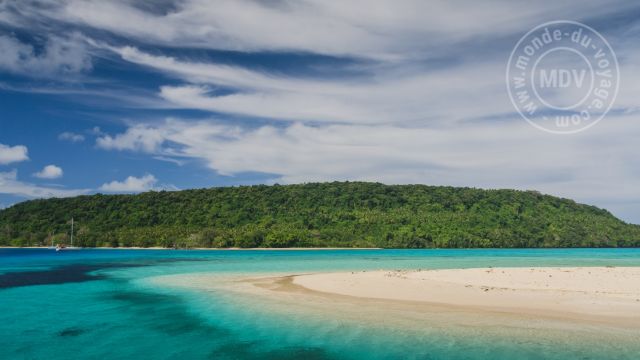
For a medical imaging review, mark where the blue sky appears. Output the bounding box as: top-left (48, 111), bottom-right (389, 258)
top-left (1, 0), bottom-right (639, 223)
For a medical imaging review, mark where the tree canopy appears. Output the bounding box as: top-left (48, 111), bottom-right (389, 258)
top-left (1, 182), bottom-right (639, 248)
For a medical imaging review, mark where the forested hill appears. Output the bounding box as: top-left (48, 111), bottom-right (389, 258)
top-left (1, 182), bottom-right (639, 248)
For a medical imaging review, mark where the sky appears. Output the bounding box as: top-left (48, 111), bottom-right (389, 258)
top-left (0, 0), bottom-right (639, 223)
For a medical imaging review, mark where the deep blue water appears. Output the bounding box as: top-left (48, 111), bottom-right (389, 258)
top-left (1, 248), bottom-right (639, 359)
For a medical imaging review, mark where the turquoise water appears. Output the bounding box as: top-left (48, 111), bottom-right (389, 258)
top-left (1, 248), bottom-right (639, 359)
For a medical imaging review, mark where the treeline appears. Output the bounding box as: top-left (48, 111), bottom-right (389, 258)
top-left (1, 182), bottom-right (639, 248)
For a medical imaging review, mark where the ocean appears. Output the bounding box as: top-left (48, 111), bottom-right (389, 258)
top-left (1, 248), bottom-right (639, 359)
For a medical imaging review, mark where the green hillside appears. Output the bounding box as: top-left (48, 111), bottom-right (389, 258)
top-left (1, 182), bottom-right (639, 248)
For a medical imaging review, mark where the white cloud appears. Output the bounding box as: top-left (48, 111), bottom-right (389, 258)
top-left (0, 170), bottom-right (88, 198)
top-left (99, 174), bottom-right (158, 193)
top-left (0, 143), bottom-right (29, 164)
top-left (4, 1), bottom-right (638, 128)
top-left (33, 165), bottom-right (64, 179)
top-left (0, 34), bottom-right (92, 76)
top-left (108, 45), bottom-right (511, 125)
top-left (9, 0), bottom-right (633, 60)
top-left (112, 42), bottom-right (635, 128)
top-left (58, 132), bottom-right (85, 143)
top-left (96, 124), bottom-right (168, 152)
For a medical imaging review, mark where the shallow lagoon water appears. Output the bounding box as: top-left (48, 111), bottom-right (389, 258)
top-left (1, 248), bottom-right (639, 359)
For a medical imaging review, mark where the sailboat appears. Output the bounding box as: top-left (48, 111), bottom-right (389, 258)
top-left (47, 232), bottom-right (56, 250)
top-left (56, 218), bottom-right (81, 251)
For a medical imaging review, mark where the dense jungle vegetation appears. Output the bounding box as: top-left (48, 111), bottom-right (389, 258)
top-left (1, 182), bottom-right (639, 248)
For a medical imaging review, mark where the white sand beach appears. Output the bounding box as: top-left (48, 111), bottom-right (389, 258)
top-left (148, 266), bottom-right (640, 331)
top-left (290, 267), bottom-right (640, 325)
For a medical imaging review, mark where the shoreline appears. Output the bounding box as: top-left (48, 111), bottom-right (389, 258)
top-left (149, 266), bottom-right (640, 331)
top-left (3, 246), bottom-right (639, 250)
top-left (148, 267), bottom-right (640, 357)
top-left (0, 246), bottom-right (383, 250)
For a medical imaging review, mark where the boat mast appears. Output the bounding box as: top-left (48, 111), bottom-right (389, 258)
top-left (71, 218), bottom-right (74, 247)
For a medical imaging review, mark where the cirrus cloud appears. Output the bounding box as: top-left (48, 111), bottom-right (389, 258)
top-left (4, 0), bottom-right (635, 60)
